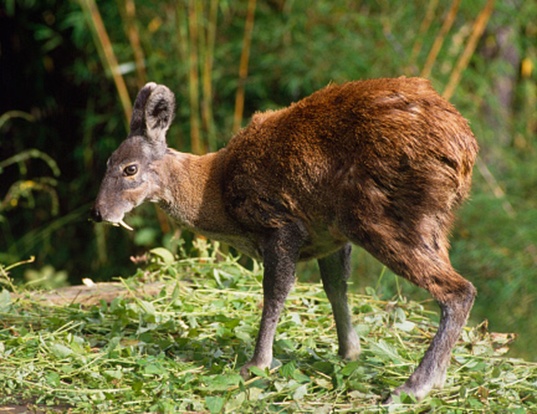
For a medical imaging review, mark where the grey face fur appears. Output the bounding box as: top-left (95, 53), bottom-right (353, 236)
top-left (91, 83), bottom-right (175, 229)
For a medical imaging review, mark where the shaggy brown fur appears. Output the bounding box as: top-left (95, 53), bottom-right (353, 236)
top-left (92, 77), bottom-right (478, 402)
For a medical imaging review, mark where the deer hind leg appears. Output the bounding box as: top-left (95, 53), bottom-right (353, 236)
top-left (318, 243), bottom-right (361, 361)
top-left (388, 264), bottom-right (476, 402)
top-left (346, 218), bottom-right (476, 401)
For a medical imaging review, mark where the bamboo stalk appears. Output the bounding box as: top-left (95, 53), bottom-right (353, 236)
top-left (174, 3), bottom-right (190, 153)
top-left (122, 0), bottom-right (147, 88)
top-left (233, 0), bottom-right (257, 133)
top-left (79, 0), bottom-right (132, 123)
top-left (202, 0), bottom-right (218, 151)
top-left (476, 156), bottom-right (515, 217)
top-left (176, 4), bottom-right (188, 64)
top-left (522, 63), bottom-right (536, 137)
top-left (442, 0), bottom-right (495, 101)
top-left (408, 0), bottom-right (439, 73)
top-left (436, 0), bottom-right (509, 216)
top-left (420, 0), bottom-right (461, 79)
top-left (188, 0), bottom-right (202, 154)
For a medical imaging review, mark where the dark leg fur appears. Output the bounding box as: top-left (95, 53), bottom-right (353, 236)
top-left (318, 244), bottom-right (361, 360)
top-left (240, 222), bottom-right (306, 377)
top-left (344, 217), bottom-right (475, 401)
top-left (386, 273), bottom-right (475, 402)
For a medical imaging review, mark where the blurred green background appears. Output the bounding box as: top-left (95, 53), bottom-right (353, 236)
top-left (1, 0), bottom-right (536, 361)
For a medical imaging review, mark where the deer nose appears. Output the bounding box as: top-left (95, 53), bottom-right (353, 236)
top-left (90, 206), bottom-right (103, 223)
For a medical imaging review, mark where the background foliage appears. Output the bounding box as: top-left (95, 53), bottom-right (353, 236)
top-left (1, 0), bottom-right (536, 362)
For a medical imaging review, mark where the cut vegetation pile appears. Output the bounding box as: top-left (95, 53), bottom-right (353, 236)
top-left (0, 251), bottom-right (535, 413)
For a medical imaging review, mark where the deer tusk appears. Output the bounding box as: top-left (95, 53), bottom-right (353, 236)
top-left (118, 219), bottom-right (134, 231)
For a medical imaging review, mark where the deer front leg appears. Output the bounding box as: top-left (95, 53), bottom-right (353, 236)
top-left (240, 222), bottom-right (306, 378)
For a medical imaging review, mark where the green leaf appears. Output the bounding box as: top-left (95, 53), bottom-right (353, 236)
top-left (275, 338), bottom-right (295, 350)
top-left (354, 324), bottom-right (371, 336)
top-left (280, 361), bottom-right (296, 378)
top-left (0, 289), bottom-right (11, 312)
top-left (104, 369), bottom-right (123, 380)
top-left (293, 383), bottom-right (308, 400)
top-left (468, 397), bottom-right (484, 408)
top-left (139, 299), bottom-right (156, 316)
top-left (205, 396), bottom-right (224, 414)
top-left (144, 363), bottom-right (165, 375)
top-left (50, 343), bottom-right (73, 359)
top-left (45, 372), bottom-right (61, 387)
top-left (289, 312), bottom-right (302, 325)
top-left (248, 366), bottom-right (269, 378)
top-left (341, 360), bottom-right (361, 377)
top-left (225, 391), bottom-right (246, 412)
top-left (394, 307), bottom-right (406, 323)
top-left (332, 372), bottom-right (343, 390)
top-left (132, 381), bottom-right (144, 393)
top-left (369, 340), bottom-right (401, 363)
top-left (150, 247), bottom-right (175, 265)
top-left (203, 374), bottom-right (242, 391)
top-left (395, 320), bottom-right (416, 332)
top-left (170, 281), bottom-right (181, 303)
top-left (312, 361), bottom-right (334, 375)
top-left (105, 336), bottom-right (121, 354)
top-left (292, 370), bottom-right (311, 383)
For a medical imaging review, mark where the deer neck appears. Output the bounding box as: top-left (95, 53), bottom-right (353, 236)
top-left (152, 148), bottom-right (236, 236)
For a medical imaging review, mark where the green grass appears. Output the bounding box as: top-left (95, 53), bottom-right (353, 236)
top-left (0, 252), bottom-right (535, 413)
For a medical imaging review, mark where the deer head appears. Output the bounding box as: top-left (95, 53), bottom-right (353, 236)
top-left (91, 83), bottom-right (175, 230)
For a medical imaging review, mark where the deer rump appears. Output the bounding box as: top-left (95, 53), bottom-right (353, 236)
top-left (92, 77), bottom-right (478, 403)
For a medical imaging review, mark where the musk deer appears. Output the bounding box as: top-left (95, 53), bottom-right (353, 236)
top-left (92, 77), bottom-right (478, 401)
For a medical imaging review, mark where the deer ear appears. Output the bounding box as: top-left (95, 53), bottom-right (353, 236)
top-left (130, 82), bottom-right (175, 156)
top-left (144, 84), bottom-right (175, 143)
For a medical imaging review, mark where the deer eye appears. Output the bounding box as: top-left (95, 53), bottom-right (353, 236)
top-left (123, 164), bottom-right (138, 176)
